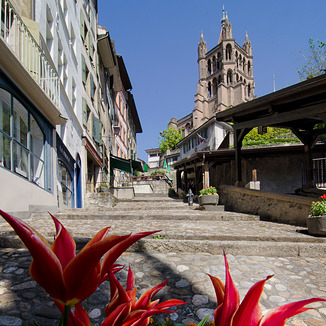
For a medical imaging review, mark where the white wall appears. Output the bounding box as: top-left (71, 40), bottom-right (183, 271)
top-left (0, 168), bottom-right (57, 213)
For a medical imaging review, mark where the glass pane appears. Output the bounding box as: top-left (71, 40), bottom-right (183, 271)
top-left (62, 184), bottom-right (67, 205)
top-left (13, 141), bottom-right (29, 178)
top-left (58, 161), bottom-right (63, 182)
top-left (67, 189), bottom-right (72, 207)
top-left (61, 164), bottom-right (67, 186)
top-left (66, 170), bottom-right (72, 191)
top-left (0, 88), bottom-right (11, 135)
top-left (13, 99), bottom-right (28, 147)
top-left (31, 116), bottom-right (44, 159)
top-left (0, 132), bottom-right (11, 169)
top-left (31, 154), bottom-right (44, 188)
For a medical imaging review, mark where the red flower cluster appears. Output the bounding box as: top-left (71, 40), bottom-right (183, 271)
top-left (208, 252), bottom-right (326, 326)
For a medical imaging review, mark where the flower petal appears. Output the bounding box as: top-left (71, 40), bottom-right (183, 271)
top-left (100, 231), bottom-right (159, 279)
top-left (133, 279), bottom-right (168, 310)
top-left (0, 210), bottom-right (66, 301)
top-left (207, 273), bottom-right (225, 305)
top-left (64, 234), bottom-right (131, 305)
top-left (50, 213), bottom-right (76, 270)
top-left (232, 275), bottom-right (273, 326)
top-left (260, 298), bottom-right (326, 326)
top-left (215, 252), bottom-right (240, 326)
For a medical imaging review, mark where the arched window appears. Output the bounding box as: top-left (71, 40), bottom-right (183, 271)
top-left (213, 56), bottom-right (217, 73)
top-left (239, 54), bottom-right (242, 68)
top-left (207, 59), bottom-right (211, 75)
top-left (248, 84), bottom-right (251, 97)
top-left (213, 78), bottom-right (218, 96)
top-left (227, 70), bottom-right (232, 85)
top-left (243, 58), bottom-right (246, 72)
top-left (208, 82), bottom-right (211, 98)
top-left (226, 44), bottom-right (232, 60)
top-left (248, 61), bottom-right (251, 75)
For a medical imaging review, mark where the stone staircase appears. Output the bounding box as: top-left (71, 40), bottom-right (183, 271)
top-left (1, 194), bottom-right (326, 258)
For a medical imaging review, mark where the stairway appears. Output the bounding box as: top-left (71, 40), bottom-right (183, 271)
top-left (1, 195), bottom-right (326, 258)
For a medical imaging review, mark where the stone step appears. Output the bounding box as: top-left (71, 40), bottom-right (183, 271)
top-left (1, 235), bottom-right (325, 258)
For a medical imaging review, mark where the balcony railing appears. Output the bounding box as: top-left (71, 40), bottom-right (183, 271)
top-left (0, 0), bottom-right (60, 108)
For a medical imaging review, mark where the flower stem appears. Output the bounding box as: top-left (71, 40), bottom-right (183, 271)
top-left (58, 305), bottom-right (70, 326)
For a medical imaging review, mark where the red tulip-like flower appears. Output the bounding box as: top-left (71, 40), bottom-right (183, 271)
top-left (208, 252), bottom-right (326, 325)
top-left (0, 210), bottom-right (157, 307)
top-left (101, 265), bottom-right (186, 326)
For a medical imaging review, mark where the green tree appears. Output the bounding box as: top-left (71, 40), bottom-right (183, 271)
top-left (298, 38), bottom-right (326, 80)
top-left (158, 127), bottom-right (183, 154)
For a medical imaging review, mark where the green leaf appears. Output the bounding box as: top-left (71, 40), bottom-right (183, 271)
top-left (197, 315), bottom-right (210, 326)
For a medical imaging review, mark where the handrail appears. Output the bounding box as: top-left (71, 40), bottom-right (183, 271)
top-left (0, 0), bottom-right (60, 108)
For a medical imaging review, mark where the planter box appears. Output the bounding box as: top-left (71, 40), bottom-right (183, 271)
top-left (199, 194), bottom-right (219, 206)
top-left (307, 215), bottom-right (326, 236)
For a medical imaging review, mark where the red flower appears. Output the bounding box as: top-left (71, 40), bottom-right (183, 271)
top-left (0, 210), bottom-right (157, 307)
top-left (101, 266), bottom-right (186, 326)
top-left (321, 194), bottom-right (326, 200)
top-left (208, 252), bottom-right (326, 325)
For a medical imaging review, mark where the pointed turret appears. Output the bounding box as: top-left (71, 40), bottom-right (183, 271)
top-left (198, 31), bottom-right (207, 58)
top-left (219, 7), bottom-right (232, 42)
top-left (243, 31), bottom-right (252, 55)
top-left (198, 31), bottom-right (207, 80)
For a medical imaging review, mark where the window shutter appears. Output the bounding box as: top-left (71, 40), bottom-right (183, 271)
top-left (82, 98), bottom-right (87, 127)
top-left (92, 115), bottom-right (101, 144)
top-left (82, 55), bottom-right (86, 84)
top-left (80, 11), bottom-right (85, 40)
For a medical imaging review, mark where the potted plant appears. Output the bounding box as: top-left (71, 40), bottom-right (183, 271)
top-left (198, 186), bottom-right (219, 206)
top-left (307, 194), bottom-right (326, 236)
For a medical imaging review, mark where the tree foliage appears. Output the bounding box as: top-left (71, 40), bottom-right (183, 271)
top-left (158, 127), bottom-right (183, 154)
top-left (298, 38), bottom-right (326, 80)
top-left (242, 127), bottom-right (301, 147)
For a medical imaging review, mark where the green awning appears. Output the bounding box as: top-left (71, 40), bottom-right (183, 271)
top-left (110, 155), bottom-right (132, 173)
top-left (132, 160), bottom-right (143, 172)
top-left (110, 155), bottom-right (143, 173)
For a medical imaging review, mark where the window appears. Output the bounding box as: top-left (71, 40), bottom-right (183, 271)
top-left (58, 160), bottom-right (72, 207)
top-left (226, 44), bottom-right (232, 60)
top-left (0, 88), bottom-right (45, 188)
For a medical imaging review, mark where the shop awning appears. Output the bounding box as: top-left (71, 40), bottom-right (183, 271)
top-left (110, 155), bottom-right (143, 173)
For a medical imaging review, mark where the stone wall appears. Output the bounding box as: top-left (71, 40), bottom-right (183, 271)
top-left (218, 185), bottom-right (314, 226)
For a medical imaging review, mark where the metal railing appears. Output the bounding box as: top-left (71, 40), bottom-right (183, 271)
top-left (313, 158), bottom-right (326, 189)
top-left (1, 0), bottom-right (60, 107)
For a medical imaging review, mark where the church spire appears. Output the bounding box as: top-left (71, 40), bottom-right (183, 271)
top-left (243, 31), bottom-right (252, 55)
top-left (219, 6), bottom-right (232, 42)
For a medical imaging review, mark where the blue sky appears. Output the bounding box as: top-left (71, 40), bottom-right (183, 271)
top-left (98, 0), bottom-right (326, 161)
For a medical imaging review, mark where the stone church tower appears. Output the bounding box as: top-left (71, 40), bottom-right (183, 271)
top-left (193, 9), bottom-right (255, 129)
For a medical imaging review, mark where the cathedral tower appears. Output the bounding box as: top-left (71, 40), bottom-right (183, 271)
top-left (193, 8), bottom-right (255, 129)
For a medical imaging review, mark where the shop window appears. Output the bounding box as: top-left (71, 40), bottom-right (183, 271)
top-left (0, 88), bottom-right (45, 188)
top-left (58, 160), bottom-right (73, 207)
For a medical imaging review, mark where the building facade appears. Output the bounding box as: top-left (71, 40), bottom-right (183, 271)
top-left (0, 0), bottom-right (142, 215)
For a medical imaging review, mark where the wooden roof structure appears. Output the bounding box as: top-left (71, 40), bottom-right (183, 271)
top-left (215, 73), bottom-right (326, 187)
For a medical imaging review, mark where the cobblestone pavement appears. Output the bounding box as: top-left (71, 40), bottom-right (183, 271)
top-left (1, 249), bottom-right (326, 326)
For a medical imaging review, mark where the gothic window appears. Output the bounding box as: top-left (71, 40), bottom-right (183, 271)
top-left (239, 54), bottom-right (242, 68)
top-left (248, 84), bottom-right (251, 97)
top-left (208, 59), bottom-right (211, 75)
top-left (208, 82), bottom-right (212, 98)
top-left (236, 74), bottom-right (239, 82)
top-left (248, 61), bottom-right (251, 76)
top-left (227, 70), bottom-right (232, 85)
top-left (243, 58), bottom-right (246, 72)
top-left (213, 56), bottom-right (217, 73)
top-left (226, 44), bottom-right (232, 60)
top-left (218, 75), bottom-right (222, 84)
top-left (213, 78), bottom-right (218, 96)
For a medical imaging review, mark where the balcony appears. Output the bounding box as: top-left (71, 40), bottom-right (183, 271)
top-left (0, 0), bottom-right (64, 125)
